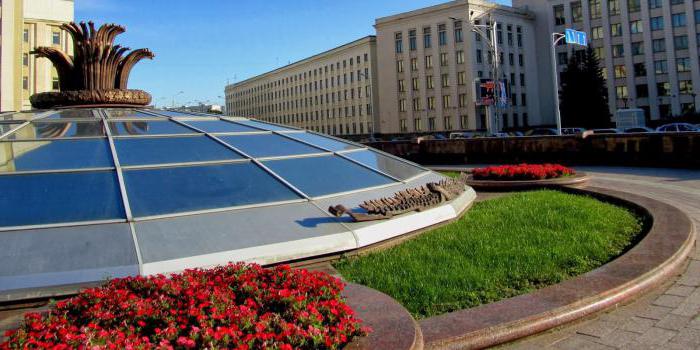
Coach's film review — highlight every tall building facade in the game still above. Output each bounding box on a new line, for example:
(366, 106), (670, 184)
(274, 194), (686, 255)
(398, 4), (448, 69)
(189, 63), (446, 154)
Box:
(375, 0), (547, 134)
(515, 0), (700, 120)
(0, 0), (74, 112)
(225, 36), (379, 137)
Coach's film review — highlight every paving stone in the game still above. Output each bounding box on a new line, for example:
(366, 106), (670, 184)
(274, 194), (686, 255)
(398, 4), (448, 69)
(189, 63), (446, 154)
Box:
(553, 334), (616, 350)
(677, 261), (700, 287)
(671, 302), (700, 317)
(655, 314), (693, 331)
(653, 294), (687, 308)
(635, 327), (678, 345)
(665, 285), (696, 297)
(670, 327), (700, 348)
(620, 316), (656, 334)
(594, 329), (642, 348)
(576, 320), (619, 338)
(687, 316), (700, 330)
(685, 288), (700, 305)
(636, 305), (674, 320)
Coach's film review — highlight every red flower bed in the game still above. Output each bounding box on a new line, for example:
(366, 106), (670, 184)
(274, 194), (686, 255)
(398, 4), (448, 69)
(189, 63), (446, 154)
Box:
(1, 263), (367, 350)
(471, 163), (575, 181)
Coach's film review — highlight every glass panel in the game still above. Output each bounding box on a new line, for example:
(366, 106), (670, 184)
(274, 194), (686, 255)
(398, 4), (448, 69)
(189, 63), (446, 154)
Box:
(0, 171), (125, 227)
(234, 120), (297, 131)
(115, 136), (243, 166)
(0, 112), (38, 122)
(0, 122), (24, 136)
(0, 139), (113, 172)
(284, 132), (360, 152)
(342, 150), (426, 180)
(124, 163), (301, 217)
(152, 110), (199, 117)
(108, 120), (197, 136)
(9, 121), (104, 140)
(263, 155), (395, 197)
(43, 109), (97, 119)
(183, 120), (260, 133)
(106, 109), (161, 119)
(219, 134), (324, 158)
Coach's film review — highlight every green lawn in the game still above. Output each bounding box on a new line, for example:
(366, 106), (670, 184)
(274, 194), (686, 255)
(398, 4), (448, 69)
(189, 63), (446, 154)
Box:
(333, 190), (642, 318)
(441, 171), (462, 178)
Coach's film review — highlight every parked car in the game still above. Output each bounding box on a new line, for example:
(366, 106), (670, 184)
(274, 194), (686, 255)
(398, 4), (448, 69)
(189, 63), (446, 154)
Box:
(561, 127), (586, 135)
(624, 127), (655, 133)
(590, 128), (622, 134)
(433, 133), (447, 140)
(656, 123), (699, 132)
(526, 128), (558, 136)
(508, 131), (525, 137)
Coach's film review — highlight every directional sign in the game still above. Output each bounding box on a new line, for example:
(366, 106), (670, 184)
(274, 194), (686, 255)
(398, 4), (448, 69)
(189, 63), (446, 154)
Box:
(565, 29), (577, 44)
(576, 31), (587, 46)
(564, 28), (587, 46)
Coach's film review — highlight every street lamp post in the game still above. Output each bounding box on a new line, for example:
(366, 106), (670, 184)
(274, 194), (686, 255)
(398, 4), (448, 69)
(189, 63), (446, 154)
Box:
(467, 13), (499, 135)
(171, 91), (184, 108)
(550, 33), (566, 135)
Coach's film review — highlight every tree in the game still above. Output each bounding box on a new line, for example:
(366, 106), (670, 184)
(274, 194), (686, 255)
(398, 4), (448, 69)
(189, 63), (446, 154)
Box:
(559, 47), (611, 128)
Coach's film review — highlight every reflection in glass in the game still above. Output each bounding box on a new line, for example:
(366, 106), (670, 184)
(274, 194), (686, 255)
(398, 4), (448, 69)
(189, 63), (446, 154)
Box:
(263, 155), (395, 197)
(8, 122), (105, 139)
(343, 150), (426, 180)
(219, 134), (324, 158)
(124, 163), (301, 217)
(106, 109), (158, 119)
(109, 121), (197, 136)
(0, 112), (37, 122)
(152, 110), (198, 117)
(234, 120), (297, 131)
(284, 132), (360, 152)
(43, 110), (97, 119)
(115, 136), (243, 166)
(0, 123), (24, 136)
(182, 120), (260, 133)
(0, 171), (125, 227)
(0, 139), (113, 173)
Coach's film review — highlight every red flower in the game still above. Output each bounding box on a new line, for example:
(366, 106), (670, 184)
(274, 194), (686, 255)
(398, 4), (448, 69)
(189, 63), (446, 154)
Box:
(472, 163), (575, 181)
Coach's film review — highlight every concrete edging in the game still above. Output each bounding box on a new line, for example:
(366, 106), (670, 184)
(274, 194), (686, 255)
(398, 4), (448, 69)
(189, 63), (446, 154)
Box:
(463, 173), (591, 191)
(417, 186), (695, 349)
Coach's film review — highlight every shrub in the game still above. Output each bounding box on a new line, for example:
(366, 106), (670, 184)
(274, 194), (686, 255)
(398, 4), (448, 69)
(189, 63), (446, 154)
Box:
(472, 163), (575, 181)
(1, 263), (367, 350)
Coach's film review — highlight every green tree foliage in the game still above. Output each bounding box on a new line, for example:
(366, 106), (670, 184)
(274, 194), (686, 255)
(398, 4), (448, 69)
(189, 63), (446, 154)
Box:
(559, 47), (611, 128)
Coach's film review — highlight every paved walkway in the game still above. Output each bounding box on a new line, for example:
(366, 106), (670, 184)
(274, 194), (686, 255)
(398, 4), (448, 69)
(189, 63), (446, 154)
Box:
(498, 166), (700, 350)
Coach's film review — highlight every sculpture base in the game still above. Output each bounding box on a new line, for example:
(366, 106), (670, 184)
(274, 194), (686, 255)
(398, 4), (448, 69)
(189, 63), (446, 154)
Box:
(30, 89), (152, 109)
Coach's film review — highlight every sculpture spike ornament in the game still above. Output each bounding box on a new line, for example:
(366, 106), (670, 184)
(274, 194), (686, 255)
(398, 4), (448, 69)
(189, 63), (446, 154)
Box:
(29, 21), (154, 109)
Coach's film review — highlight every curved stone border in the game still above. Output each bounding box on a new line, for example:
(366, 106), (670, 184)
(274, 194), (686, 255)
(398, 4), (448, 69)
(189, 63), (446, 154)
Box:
(463, 172), (590, 191)
(418, 186), (695, 349)
(343, 283), (423, 350)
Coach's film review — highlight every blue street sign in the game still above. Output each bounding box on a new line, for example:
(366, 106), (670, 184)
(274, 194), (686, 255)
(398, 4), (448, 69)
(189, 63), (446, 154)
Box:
(576, 31), (587, 46)
(565, 29), (577, 44)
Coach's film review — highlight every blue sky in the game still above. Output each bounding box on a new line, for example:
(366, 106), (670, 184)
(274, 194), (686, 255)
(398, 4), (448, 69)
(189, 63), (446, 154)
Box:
(76, 0), (507, 107)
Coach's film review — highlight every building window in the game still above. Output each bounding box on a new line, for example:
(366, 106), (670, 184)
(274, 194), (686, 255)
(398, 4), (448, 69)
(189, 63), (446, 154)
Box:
(409, 29), (417, 51)
(440, 52), (448, 66)
(670, 0), (684, 4)
(507, 32), (513, 46)
(52, 77), (59, 90)
(414, 118), (422, 131)
(610, 23), (622, 37)
(460, 115), (469, 129)
(612, 44), (624, 57)
(636, 84), (649, 98)
(589, 0), (602, 19)
(457, 71), (466, 85)
(395, 32), (403, 53)
(521, 94), (527, 106)
(648, 0), (662, 8)
(591, 26), (603, 39)
(411, 58), (418, 71)
(426, 75), (434, 89)
(631, 42), (644, 55)
(553, 5), (566, 25)
(398, 79), (405, 92)
(627, 0), (641, 12)
(397, 60), (404, 72)
(509, 53), (514, 65)
(571, 1), (583, 22)
(23, 53), (29, 66)
(654, 60), (668, 74)
(650, 17), (664, 31)
(674, 35), (688, 50)
(399, 99), (406, 112)
(476, 49), (483, 64)
(413, 98), (421, 111)
(657, 82), (670, 96)
(520, 73), (525, 86)
(438, 24), (447, 46)
(633, 62), (647, 77)
(517, 32), (523, 47)
(444, 116), (452, 130)
(614, 65), (627, 78)
(412, 77), (419, 91)
(518, 54), (523, 66)
(428, 117), (436, 131)
(425, 55), (433, 68)
(456, 50), (464, 64)
(454, 21), (463, 43)
(652, 39), (665, 53)
(630, 20), (643, 34)
(22, 76), (28, 90)
(671, 13), (686, 27)
(400, 119), (407, 132)
(696, 10), (700, 23)
(458, 93), (467, 107)
(423, 27), (432, 48)
(616, 86), (628, 99)
(677, 57), (691, 72)
(23, 29), (29, 42)
(427, 96), (435, 110)
(442, 95), (451, 108)
(441, 74), (449, 87)
(679, 80), (693, 94)
(608, 0), (620, 15)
